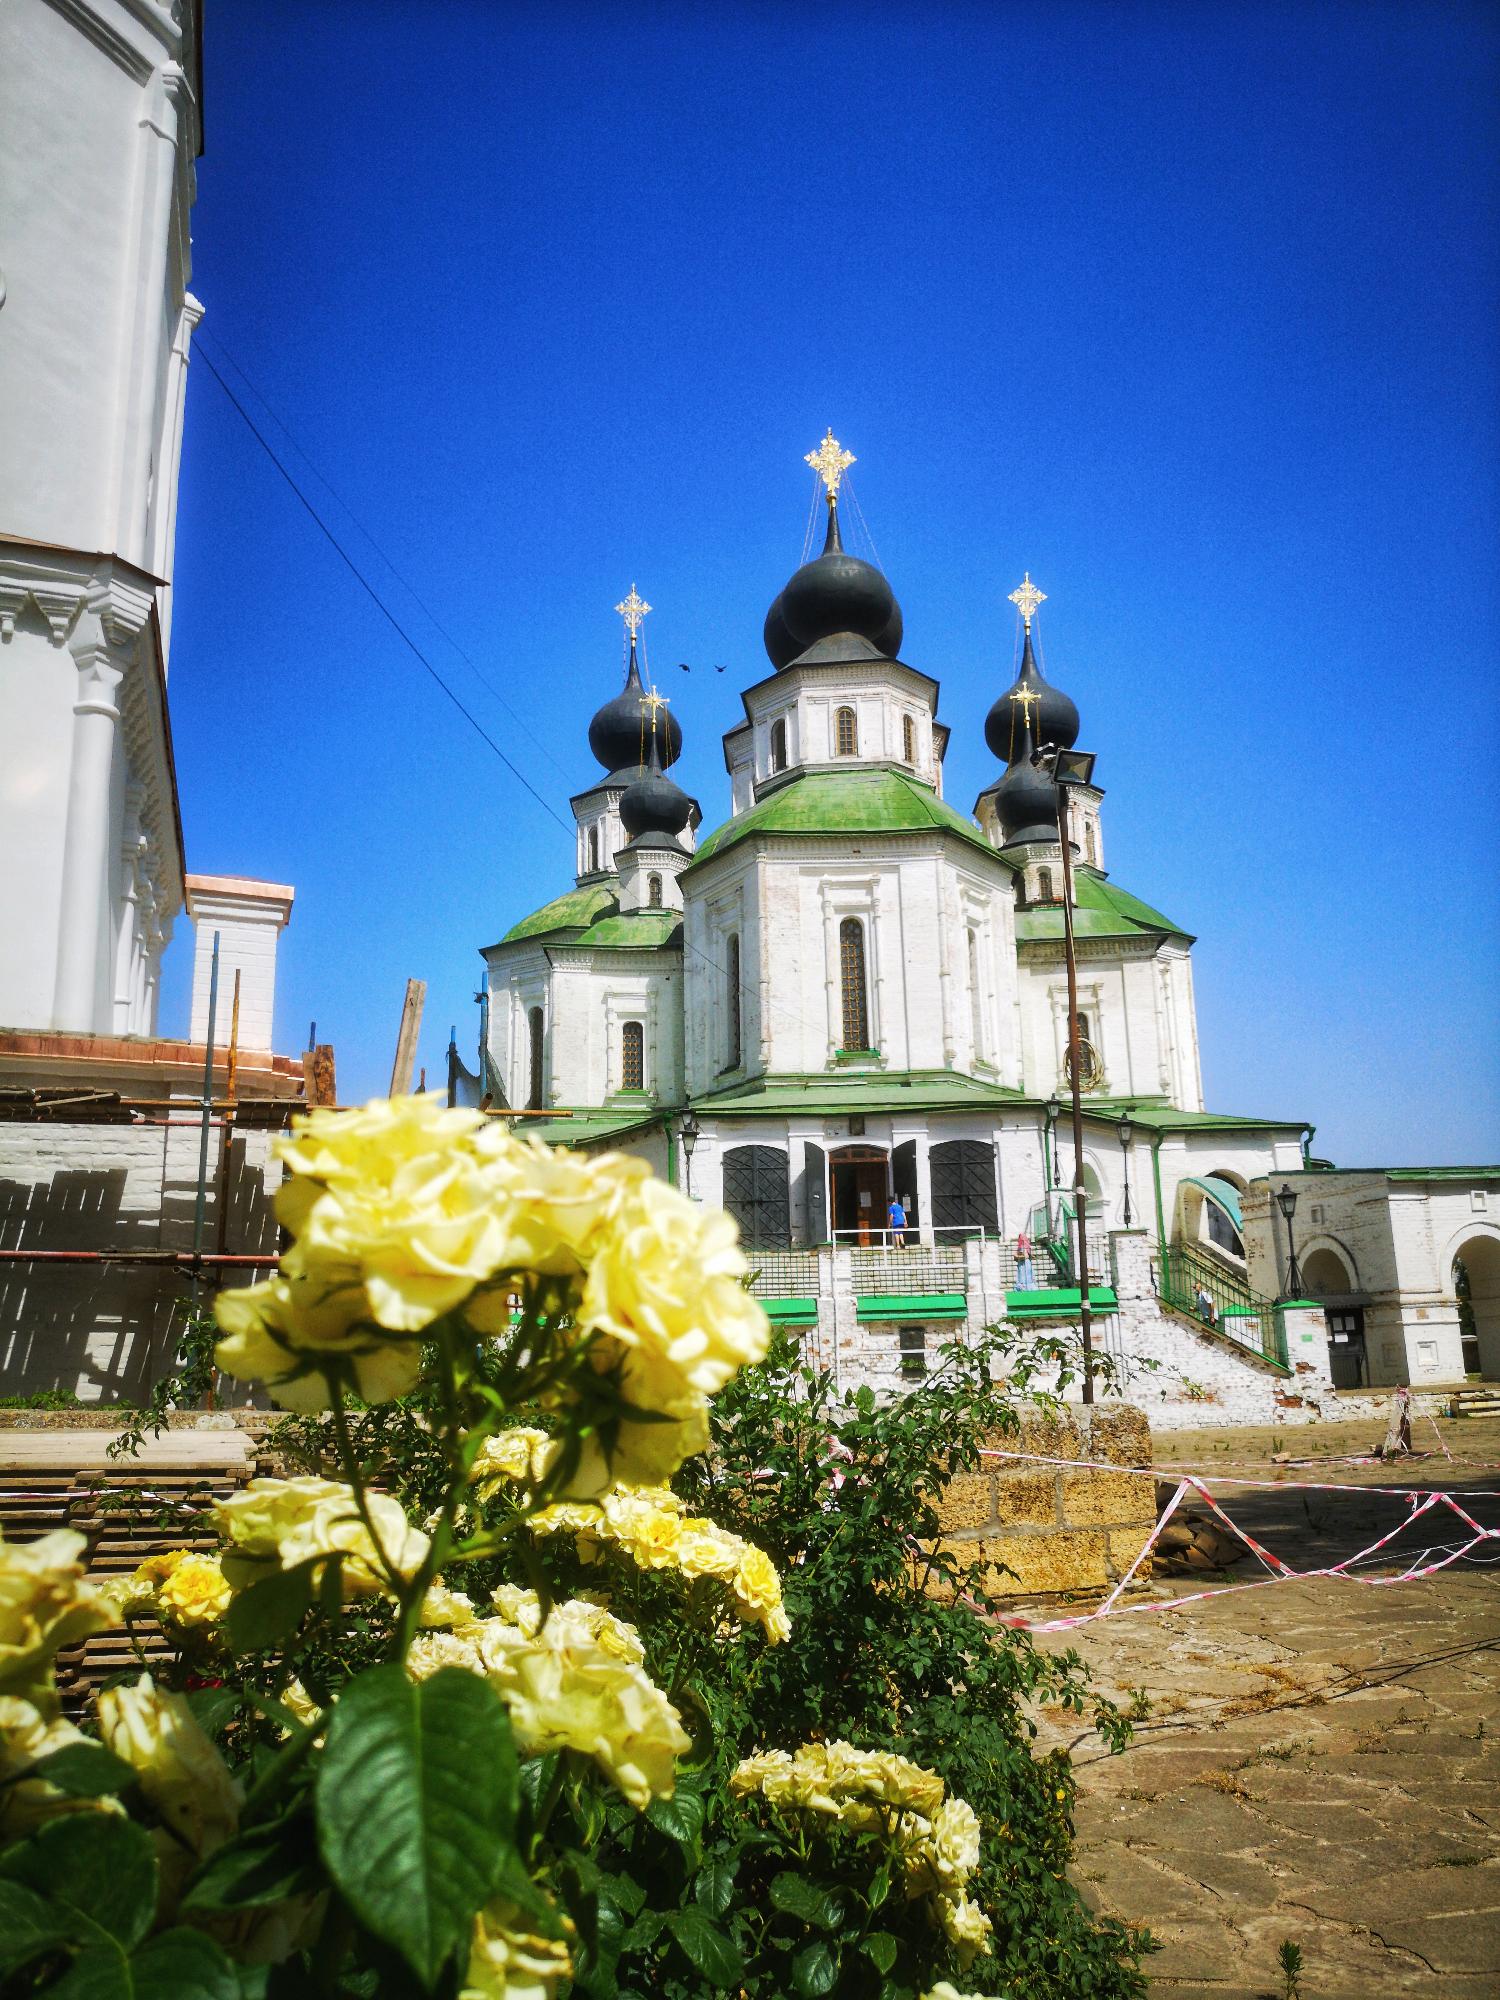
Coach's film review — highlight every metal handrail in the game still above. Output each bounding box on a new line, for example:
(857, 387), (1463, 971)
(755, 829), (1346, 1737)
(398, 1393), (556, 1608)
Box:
(1155, 1242), (1289, 1370)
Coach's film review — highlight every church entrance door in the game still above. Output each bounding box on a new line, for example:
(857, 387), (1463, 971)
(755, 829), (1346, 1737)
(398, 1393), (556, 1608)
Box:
(830, 1146), (890, 1245)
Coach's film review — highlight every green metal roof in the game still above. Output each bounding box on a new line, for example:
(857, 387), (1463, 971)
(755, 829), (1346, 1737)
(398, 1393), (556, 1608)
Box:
(1015, 870), (1192, 944)
(689, 769), (1012, 870)
(572, 911), (681, 950)
(497, 882), (615, 944)
(1277, 1165), (1500, 1182)
(693, 1070), (1027, 1119)
(1086, 1097), (1310, 1134)
(516, 1106), (667, 1147)
(495, 885), (680, 953)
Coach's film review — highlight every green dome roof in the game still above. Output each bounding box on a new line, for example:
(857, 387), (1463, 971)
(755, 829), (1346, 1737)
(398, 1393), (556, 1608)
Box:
(690, 769), (1011, 869)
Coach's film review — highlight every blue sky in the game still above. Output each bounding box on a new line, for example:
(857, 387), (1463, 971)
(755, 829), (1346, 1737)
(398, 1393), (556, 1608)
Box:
(163, 0), (1499, 1165)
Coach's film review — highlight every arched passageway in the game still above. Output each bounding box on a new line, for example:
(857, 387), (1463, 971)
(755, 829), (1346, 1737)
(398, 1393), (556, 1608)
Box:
(1453, 1235), (1500, 1379)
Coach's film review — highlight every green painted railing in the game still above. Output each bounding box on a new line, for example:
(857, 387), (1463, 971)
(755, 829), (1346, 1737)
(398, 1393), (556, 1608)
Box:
(1155, 1243), (1290, 1373)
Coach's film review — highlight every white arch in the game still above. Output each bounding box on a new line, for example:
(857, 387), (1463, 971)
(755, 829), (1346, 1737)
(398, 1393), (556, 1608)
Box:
(1298, 1232), (1361, 1292)
(1439, 1220), (1500, 1296)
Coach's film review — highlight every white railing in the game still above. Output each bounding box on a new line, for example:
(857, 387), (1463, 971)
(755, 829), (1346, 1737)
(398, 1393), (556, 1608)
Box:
(746, 1248), (821, 1297)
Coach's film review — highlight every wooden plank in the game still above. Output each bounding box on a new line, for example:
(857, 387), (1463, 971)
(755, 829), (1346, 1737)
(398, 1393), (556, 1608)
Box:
(301, 1043), (337, 1106)
(389, 979), (427, 1096)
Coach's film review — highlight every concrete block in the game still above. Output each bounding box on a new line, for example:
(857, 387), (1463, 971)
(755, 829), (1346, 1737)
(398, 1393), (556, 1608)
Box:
(1062, 1468), (1155, 1526)
(981, 1528), (1111, 1595)
(1106, 1525), (1156, 1580)
(992, 1469), (1060, 1526)
(932, 1471), (996, 1532)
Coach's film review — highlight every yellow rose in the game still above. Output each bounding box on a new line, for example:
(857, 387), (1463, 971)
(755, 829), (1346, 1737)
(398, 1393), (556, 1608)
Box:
(462, 1894), (574, 2000)
(0, 1695), (115, 1836)
(934, 1891), (992, 1967)
(730, 1546), (791, 1644)
(155, 1552), (233, 1629)
(578, 1183), (770, 1416)
(418, 1583), (482, 1630)
(97, 1674), (241, 1855)
(900, 1796), (982, 1898)
(411, 1598), (685, 1810)
(212, 1477), (428, 1597)
(922, 1986), (989, 2000)
(214, 1273), (423, 1411)
(732, 1740), (946, 1821)
(0, 1527), (112, 1695)
(469, 1427), (559, 1497)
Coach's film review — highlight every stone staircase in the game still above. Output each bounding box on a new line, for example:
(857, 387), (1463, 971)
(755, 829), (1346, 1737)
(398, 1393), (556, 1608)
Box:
(0, 1428), (254, 1703)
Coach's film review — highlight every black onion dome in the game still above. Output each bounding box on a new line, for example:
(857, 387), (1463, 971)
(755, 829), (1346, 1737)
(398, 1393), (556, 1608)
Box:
(588, 635), (684, 776)
(991, 714), (1062, 849)
(763, 501), (903, 668)
(619, 729), (693, 841)
(984, 623), (1080, 765)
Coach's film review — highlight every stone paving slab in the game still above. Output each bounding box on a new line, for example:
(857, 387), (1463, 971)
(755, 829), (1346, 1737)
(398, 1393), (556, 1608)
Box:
(1026, 1415), (1500, 1998)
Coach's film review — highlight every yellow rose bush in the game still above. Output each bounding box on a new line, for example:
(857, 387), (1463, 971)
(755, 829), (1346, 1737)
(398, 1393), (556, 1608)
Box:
(1, 1098), (1141, 1998)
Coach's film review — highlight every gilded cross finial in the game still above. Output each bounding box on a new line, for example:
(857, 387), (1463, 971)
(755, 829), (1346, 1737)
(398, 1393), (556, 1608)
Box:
(1009, 682), (1040, 727)
(805, 428), (856, 501)
(614, 585), (652, 637)
(1008, 572), (1046, 629)
(643, 685), (670, 727)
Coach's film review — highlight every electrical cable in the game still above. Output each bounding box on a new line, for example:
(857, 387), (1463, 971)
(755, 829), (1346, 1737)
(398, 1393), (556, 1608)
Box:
(194, 346), (571, 834)
(196, 331), (573, 785)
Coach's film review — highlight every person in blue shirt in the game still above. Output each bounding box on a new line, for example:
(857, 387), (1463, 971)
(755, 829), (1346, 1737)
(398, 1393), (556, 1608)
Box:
(888, 1195), (908, 1247)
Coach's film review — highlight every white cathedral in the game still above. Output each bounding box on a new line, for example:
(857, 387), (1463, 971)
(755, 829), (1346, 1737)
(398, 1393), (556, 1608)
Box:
(476, 436), (1330, 1407)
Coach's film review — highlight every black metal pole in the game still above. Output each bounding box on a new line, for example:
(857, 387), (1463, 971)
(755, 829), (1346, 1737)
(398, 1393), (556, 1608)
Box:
(1055, 786), (1095, 1403)
(1285, 1209), (1303, 1300)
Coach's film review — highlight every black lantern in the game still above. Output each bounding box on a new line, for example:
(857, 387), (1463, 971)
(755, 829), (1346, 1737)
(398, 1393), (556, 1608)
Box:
(679, 1109), (701, 1196)
(1276, 1182), (1303, 1300)
(1118, 1114), (1134, 1227)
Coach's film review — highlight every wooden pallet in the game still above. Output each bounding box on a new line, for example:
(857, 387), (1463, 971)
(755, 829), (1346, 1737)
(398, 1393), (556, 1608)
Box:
(2, 1461), (253, 1702)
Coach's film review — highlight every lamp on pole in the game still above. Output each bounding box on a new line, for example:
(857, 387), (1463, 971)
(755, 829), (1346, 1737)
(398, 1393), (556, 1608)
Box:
(679, 1109), (701, 1199)
(1276, 1182), (1304, 1301)
(1043, 1092), (1061, 1203)
(1033, 740), (1099, 1403)
(1118, 1113), (1134, 1228)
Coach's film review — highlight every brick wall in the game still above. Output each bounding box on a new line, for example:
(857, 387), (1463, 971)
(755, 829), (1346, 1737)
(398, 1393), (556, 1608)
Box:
(932, 1403), (1155, 1597)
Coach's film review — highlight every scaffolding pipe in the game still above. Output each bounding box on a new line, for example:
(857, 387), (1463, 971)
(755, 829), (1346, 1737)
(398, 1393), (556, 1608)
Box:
(0, 1251), (279, 1266)
(190, 934), (220, 1310)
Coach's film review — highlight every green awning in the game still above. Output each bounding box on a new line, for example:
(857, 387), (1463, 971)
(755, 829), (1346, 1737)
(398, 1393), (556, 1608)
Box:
(762, 1297), (819, 1327)
(855, 1293), (968, 1323)
(1183, 1176), (1244, 1231)
(1005, 1286), (1118, 1320)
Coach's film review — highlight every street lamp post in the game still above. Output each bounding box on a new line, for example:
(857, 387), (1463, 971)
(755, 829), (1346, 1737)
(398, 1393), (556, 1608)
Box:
(1044, 1093), (1061, 1207)
(679, 1110), (701, 1199)
(1118, 1114), (1134, 1228)
(1276, 1182), (1304, 1301)
(1034, 741), (1099, 1404)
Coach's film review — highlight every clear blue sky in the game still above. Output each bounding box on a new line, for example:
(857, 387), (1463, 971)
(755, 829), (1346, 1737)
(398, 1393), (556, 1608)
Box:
(163, 0), (1500, 1167)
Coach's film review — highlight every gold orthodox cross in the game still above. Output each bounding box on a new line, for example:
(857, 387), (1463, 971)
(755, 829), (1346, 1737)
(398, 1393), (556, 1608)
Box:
(805, 428), (856, 500)
(1009, 682), (1040, 728)
(1008, 573), (1046, 628)
(614, 585), (652, 636)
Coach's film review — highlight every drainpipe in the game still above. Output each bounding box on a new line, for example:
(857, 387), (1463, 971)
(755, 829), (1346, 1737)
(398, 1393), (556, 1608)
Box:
(1151, 1135), (1168, 1263)
(664, 1113), (679, 1189)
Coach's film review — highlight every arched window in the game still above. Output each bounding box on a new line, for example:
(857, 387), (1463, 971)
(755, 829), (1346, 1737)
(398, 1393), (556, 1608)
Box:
(527, 1007), (544, 1110)
(725, 933), (742, 1069)
(587, 827), (599, 873)
(835, 706), (858, 757)
(838, 918), (870, 1051)
(1084, 821), (1098, 866)
(967, 927), (984, 1058)
(770, 717), (787, 773)
(647, 873), (663, 907)
(621, 1020), (644, 1091)
(902, 713), (916, 764)
(1037, 865), (1054, 902)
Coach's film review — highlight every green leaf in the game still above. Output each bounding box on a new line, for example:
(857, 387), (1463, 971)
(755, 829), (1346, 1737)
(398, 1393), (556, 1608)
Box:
(225, 1560), (318, 1652)
(861, 1930), (898, 1974)
(792, 1938), (840, 1996)
(768, 1871), (842, 1930)
(3, 1812), (157, 1951)
(693, 1853), (738, 1918)
(644, 1786), (704, 1849)
(129, 1929), (243, 1998)
(185, 1687), (242, 1739)
(0, 1878), (70, 1974)
(316, 1663), (517, 1990)
(25, 1743), (138, 1797)
(182, 1813), (320, 1912)
(664, 1907), (743, 1986)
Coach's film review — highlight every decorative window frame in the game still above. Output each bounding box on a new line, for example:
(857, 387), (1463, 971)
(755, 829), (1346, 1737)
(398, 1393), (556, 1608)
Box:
(1048, 977), (1107, 1092)
(819, 875), (882, 1060)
